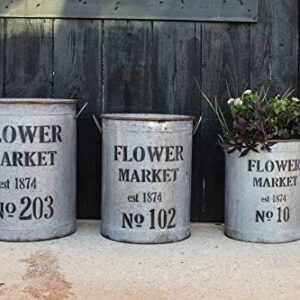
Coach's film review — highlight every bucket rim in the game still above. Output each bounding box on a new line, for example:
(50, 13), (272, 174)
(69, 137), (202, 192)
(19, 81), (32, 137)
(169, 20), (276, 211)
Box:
(267, 139), (300, 143)
(224, 139), (300, 156)
(0, 98), (78, 105)
(100, 113), (195, 122)
(223, 139), (300, 150)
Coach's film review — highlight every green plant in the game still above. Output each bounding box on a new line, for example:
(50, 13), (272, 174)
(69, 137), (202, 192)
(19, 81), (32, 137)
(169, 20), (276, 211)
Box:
(199, 87), (300, 156)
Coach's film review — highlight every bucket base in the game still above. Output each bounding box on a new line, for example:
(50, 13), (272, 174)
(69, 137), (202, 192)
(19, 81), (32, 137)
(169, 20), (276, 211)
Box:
(101, 224), (190, 244)
(0, 221), (77, 242)
(225, 227), (300, 244)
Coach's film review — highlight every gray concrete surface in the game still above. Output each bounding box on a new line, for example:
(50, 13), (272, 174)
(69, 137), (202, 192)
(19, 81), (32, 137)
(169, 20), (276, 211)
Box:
(0, 221), (299, 300)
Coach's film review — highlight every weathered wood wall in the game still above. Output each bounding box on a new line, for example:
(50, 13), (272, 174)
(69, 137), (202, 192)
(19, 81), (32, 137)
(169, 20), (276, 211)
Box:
(0, 0), (258, 22)
(0, 0), (298, 221)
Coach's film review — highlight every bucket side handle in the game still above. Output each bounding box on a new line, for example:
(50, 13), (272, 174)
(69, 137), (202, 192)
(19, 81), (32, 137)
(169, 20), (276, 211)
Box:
(93, 115), (103, 135)
(193, 116), (202, 135)
(75, 102), (88, 119)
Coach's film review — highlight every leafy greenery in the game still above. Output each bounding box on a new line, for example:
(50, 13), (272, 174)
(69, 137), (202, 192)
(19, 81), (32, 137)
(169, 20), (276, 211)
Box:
(200, 87), (300, 156)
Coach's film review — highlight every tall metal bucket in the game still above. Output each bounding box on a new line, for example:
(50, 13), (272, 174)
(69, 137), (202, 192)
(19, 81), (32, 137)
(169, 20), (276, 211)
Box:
(0, 99), (77, 241)
(225, 141), (300, 243)
(98, 114), (197, 244)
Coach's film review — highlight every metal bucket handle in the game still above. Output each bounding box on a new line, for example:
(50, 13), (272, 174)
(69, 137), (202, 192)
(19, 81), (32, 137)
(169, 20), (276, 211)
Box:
(93, 114), (202, 136)
(193, 116), (202, 135)
(75, 102), (88, 119)
(93, 115), (103, 135)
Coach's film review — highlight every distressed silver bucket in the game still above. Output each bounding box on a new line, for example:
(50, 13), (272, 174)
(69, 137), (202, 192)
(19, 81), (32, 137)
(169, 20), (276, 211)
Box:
(225, 140), (300, 243)
(95, 114), (200, 244)
(0, 99), (78, 241)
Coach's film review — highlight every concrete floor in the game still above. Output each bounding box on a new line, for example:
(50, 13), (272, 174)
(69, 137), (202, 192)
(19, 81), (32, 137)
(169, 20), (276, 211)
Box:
(0, 221), (299, 300)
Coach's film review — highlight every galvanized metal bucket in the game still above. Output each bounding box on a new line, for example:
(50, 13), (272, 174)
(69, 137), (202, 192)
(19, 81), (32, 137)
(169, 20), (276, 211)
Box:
(225, 141), (300, 243)
(95, 114), (200, 244)
(0, 99), (78, 241)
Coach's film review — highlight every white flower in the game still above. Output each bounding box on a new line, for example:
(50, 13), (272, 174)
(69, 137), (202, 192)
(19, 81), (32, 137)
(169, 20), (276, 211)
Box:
(234, 98), (243, 106)
(243, 89), (252, 95)
(275, 94), (280, 99)
(227, 98), (235, 105)
(292, 97), (300, 102)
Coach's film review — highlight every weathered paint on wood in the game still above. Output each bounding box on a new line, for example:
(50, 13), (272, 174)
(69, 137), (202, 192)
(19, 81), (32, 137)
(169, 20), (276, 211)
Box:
(201, 23), (251, 221)
(152, 22), (201, 115)
(0, 0), (258, 22)
(103, 20), (152, 114)
(151, 22), (202, 220)
(5, 19), (52, 97)
(0, 0), (298, 221)
(250, 0), (299, 95)
(191, 24), (202, 222)
(53, 20), (102, 218)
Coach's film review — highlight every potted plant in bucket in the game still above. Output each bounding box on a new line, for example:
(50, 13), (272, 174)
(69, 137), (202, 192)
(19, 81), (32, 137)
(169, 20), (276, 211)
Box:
(202, 88), (300, 243)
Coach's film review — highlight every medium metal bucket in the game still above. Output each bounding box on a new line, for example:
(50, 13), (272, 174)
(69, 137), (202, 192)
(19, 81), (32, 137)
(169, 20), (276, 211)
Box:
(0, 99), (78, 241)
(97, 114), (198, 244)
(225, 141), (300, 243)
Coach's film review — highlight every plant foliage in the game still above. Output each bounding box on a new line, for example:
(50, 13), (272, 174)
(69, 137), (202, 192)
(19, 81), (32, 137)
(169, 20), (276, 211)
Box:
(200, 87), (300, 156)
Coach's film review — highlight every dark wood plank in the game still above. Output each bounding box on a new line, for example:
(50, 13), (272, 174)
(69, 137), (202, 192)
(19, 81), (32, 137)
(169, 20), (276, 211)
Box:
(201, 23), (251, 221)
(151, 21), (202, 220)
(5, 19), (52, 97)
(250, 0), (298, 95)
(151, 22), (201, 115)
(103, 20), (152, 113)
(0, 19), (4, 97)
(190, 24), (202, 222)
(54, 20), (102, 219)
(0, 0), (258, 22)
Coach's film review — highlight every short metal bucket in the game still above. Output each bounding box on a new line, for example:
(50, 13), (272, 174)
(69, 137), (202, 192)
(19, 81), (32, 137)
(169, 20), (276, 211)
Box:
(225, 141), (300, 243)
(0, 99), (77, 241)
(97, 114), (198, 244)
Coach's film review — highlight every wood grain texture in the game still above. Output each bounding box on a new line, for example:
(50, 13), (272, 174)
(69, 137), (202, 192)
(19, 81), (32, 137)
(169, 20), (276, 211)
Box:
(0, 19), (4, 97)
(5, 19), (52, 97)
(151, 21), (202, 220)
(250, 0), (298, 95)
(0, 0), (258, 22)
(200, 23), (250, 221)
(53, 20), (102, 218)
(151, 22), (201, 115)
(190, 24), (202, 222)
(103, 20), (152, 113)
